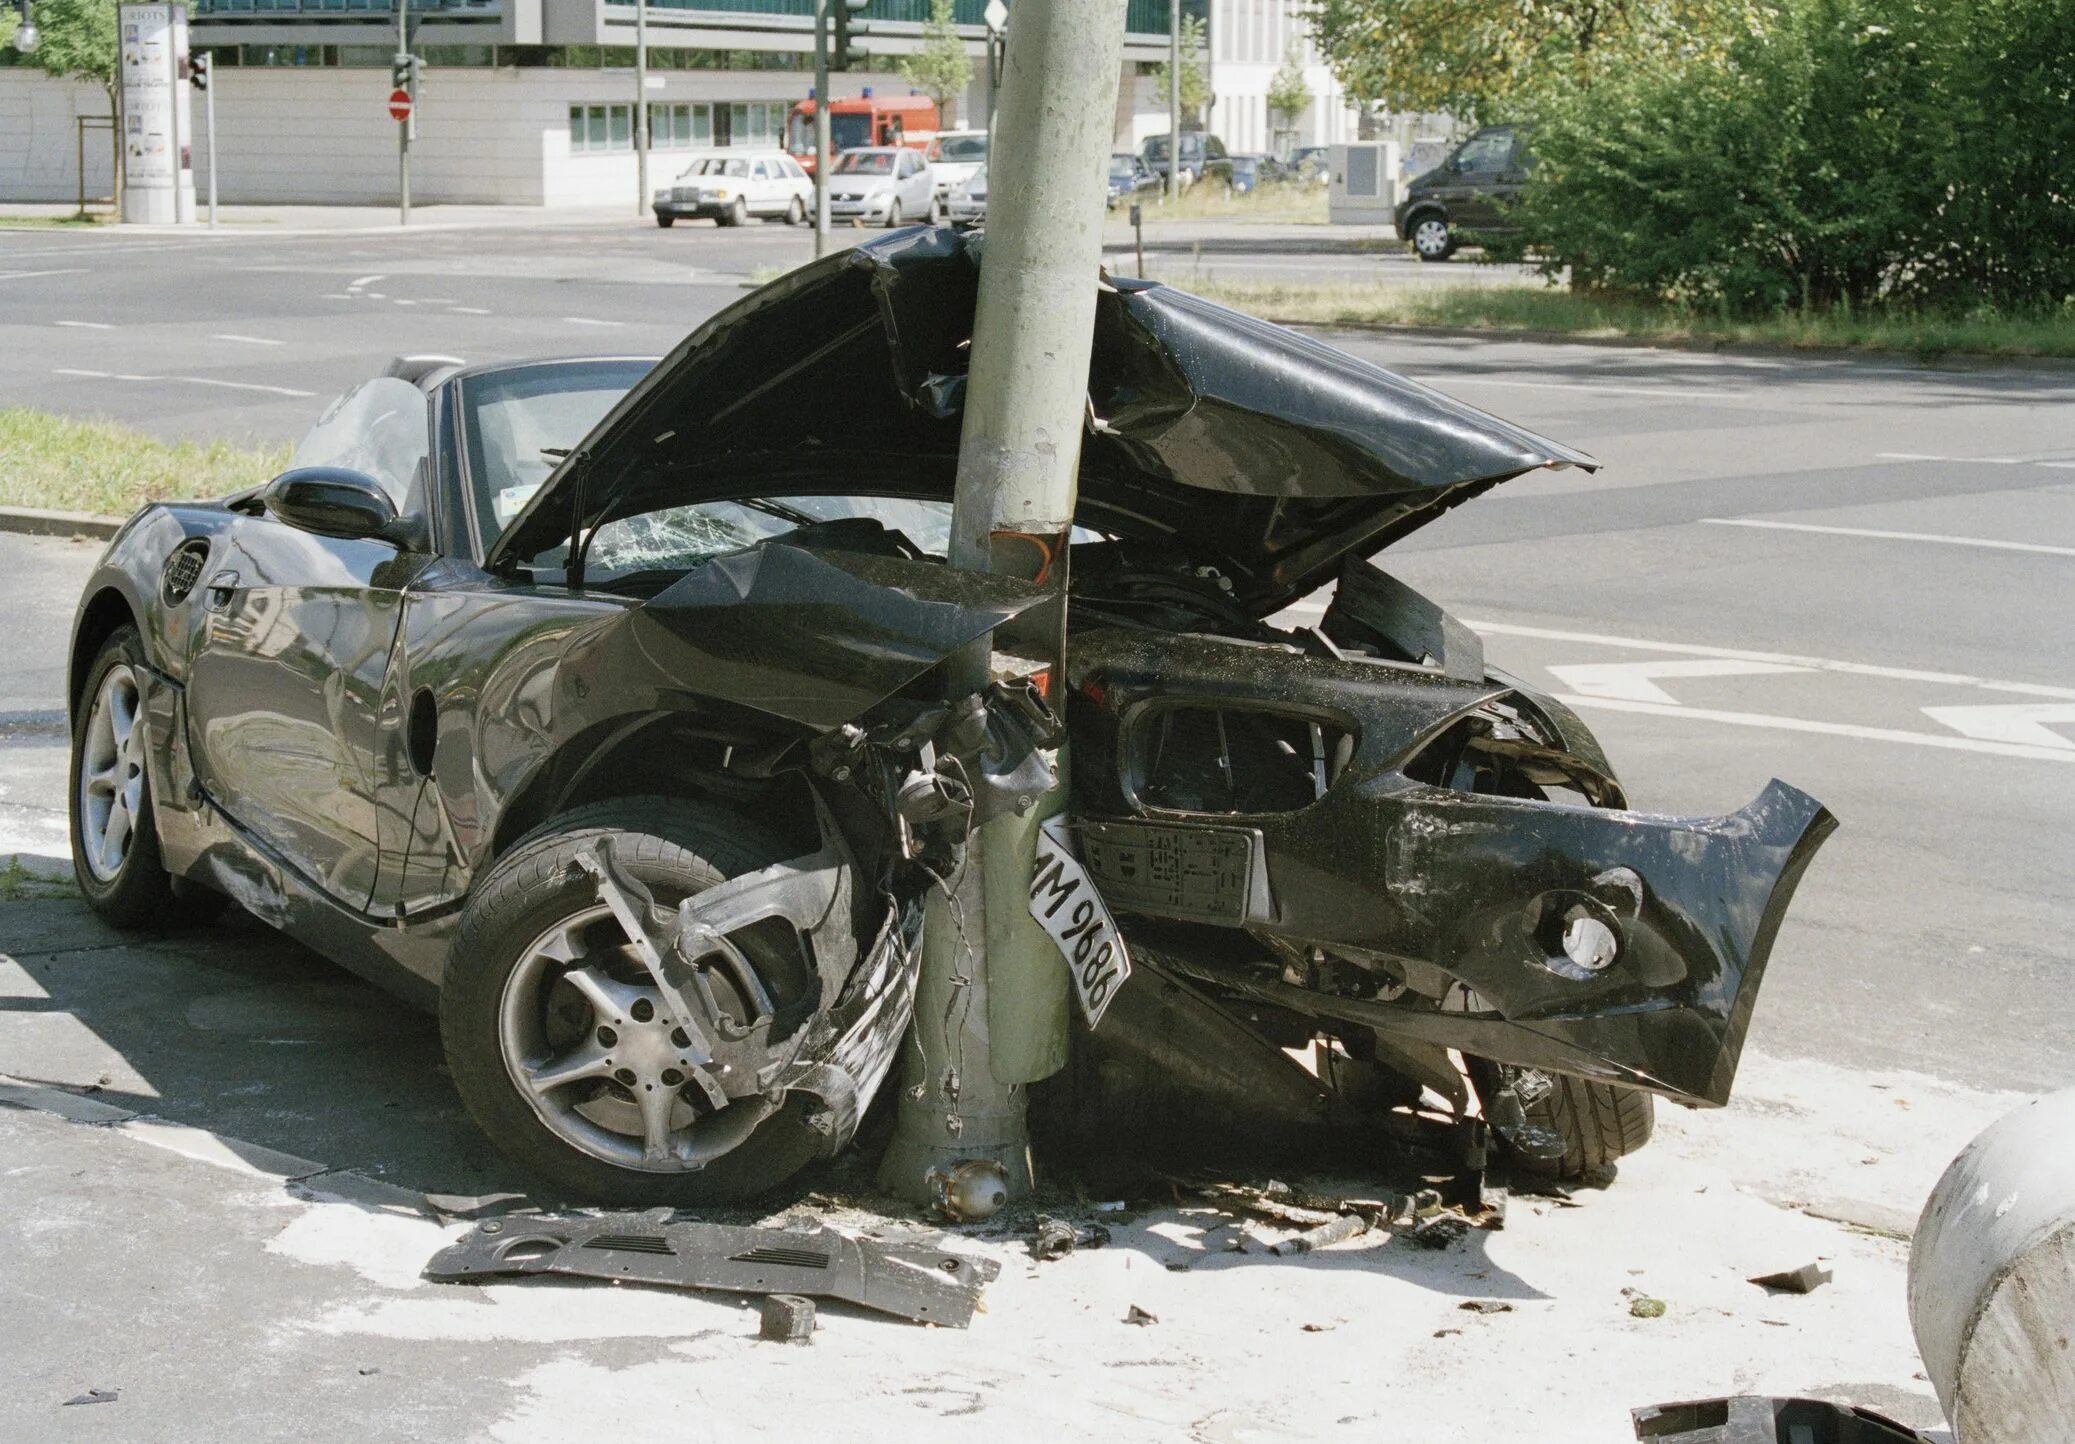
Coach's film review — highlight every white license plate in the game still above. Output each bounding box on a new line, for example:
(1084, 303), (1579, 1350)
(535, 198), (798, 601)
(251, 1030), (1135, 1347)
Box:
(1029, 817), (1131, 1027)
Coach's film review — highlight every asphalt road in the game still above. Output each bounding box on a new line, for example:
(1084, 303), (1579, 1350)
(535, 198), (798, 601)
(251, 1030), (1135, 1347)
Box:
(2, 218), (2070, 1442)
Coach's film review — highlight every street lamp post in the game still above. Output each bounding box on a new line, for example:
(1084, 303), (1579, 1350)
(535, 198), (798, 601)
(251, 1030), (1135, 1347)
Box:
(7, 0), (39, 54)
(634, 0), (649, 218)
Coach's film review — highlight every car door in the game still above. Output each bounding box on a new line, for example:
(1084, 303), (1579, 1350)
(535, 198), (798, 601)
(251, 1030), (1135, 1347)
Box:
(1442, 127), (1515, 229)
(749, 158), (778, 214)
(183, 377), (434, 909)
(898, 149), (929, 215)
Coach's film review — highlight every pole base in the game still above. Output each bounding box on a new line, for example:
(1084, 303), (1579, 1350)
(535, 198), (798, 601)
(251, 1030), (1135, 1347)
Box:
(875, 1088), (1035, 1209)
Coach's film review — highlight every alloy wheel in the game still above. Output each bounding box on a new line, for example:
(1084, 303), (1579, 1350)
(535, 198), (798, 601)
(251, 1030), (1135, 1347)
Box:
(498, 904), (766, 1172)
(78, 663), (146, 883)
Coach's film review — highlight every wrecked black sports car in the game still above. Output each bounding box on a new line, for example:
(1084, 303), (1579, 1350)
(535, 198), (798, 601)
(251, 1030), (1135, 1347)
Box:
(67, 228), (1833, 1202)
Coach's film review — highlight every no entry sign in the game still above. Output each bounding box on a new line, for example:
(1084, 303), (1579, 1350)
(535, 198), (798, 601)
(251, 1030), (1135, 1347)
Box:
(388, 88), (412, 122)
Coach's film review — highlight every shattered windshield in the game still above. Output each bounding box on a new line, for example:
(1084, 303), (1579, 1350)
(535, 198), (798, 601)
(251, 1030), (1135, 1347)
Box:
(583, 495), (957, 584)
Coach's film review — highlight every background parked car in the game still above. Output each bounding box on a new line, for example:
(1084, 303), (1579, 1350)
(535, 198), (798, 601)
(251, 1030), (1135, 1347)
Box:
(945, 165), (988, 226)
(653, 150), (812, 228)
(1106, 152), (1158, 208)
(828, 146), (940, 227)
(1225, 153), (1292, 195)
(1140, 131), (1231, 189)
(926, 129), (988, 201)
(1289, 146), (1331, 185)
(1393, 123), (1532, 261)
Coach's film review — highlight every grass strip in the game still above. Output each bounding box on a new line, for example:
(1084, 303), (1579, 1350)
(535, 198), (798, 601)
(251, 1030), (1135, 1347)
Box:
(0, 408), (289, 517)
(1172, 280), (2075, 359)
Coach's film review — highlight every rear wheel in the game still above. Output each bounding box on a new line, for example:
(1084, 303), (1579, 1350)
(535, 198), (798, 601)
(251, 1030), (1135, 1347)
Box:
(440, 797), (825, 1205)
(70, 625), (222, 929)
(655, 214), (675, 228)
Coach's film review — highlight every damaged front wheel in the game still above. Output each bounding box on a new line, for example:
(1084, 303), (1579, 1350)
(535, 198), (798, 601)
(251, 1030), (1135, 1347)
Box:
(441, 797), (826, 1205)
(1469, 1059), (1654, 1181)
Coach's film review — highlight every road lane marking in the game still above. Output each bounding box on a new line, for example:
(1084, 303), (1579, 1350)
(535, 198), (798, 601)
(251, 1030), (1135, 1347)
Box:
(0, 268), (89, 281)
(562, 316), (626, 327)
(1468, 620), (2075, 702)
(1556, 695), (2075, 764)
(49, 366), (313, 398)
(1700, 517), (2075, 558)
(1548, 658), (1812, 704)
(1876, 451), (2042, 466)
(54, 320), (114, 330)
(212, 333), (284, 346)
(1921, 703), (2075, 750)
(452, 307), (491, 315)
(1436, 376), (1721, 400)
(346, 274), (385, 290)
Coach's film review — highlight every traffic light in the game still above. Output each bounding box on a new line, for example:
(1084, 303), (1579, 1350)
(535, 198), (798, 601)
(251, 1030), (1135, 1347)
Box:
(831, 0), (869, 71)
(189, 50), (210, 91)
(392, 52), (417, 91)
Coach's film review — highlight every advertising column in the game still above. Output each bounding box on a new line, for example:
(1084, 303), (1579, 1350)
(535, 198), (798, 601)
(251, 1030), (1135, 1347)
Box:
(119, 4), (197, 224)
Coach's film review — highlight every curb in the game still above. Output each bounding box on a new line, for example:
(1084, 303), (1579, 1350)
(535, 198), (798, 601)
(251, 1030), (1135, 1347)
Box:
(0, 506), (122, 541)
(1257, 318), (2075, 371)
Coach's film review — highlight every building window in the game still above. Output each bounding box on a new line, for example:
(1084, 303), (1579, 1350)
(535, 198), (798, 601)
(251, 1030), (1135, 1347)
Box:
(648, 103), (714, 148)
(570, 103), (631, 152)
(726, 101), (783, 147)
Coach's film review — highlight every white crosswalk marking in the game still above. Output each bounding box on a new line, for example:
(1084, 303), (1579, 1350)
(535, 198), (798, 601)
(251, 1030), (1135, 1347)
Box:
(1921, 702), (2075, 750)
(1546, 658), (1812, 705)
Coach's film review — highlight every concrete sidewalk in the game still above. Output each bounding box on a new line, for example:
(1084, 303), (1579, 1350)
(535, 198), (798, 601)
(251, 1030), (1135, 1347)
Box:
(0, 201), (646, 236)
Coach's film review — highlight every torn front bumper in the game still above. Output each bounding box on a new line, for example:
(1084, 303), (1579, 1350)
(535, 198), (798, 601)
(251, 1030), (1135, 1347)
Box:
(1066, 627), (1837, 1109)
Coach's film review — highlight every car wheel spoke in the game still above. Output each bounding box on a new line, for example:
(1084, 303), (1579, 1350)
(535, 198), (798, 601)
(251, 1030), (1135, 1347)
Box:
(83, 761), (120, 798)
(99, 797), (131, 871)
(636, 1076), (678, 1161)
(560, 964), (642, 1026)
(523, 1039), (614, 1098)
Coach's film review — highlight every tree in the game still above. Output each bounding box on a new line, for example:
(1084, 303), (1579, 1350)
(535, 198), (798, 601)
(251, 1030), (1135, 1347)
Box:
(1304, 0), (1753, 126)
(1266, 43), (1313, 131)
(1147, 13), (1211, 124)
(8, 0), (118, 107)
(897, 0), (973, 124)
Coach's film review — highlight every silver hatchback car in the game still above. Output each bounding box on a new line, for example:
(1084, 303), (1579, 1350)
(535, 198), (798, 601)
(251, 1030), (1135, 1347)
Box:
(827, 147), (940, 227)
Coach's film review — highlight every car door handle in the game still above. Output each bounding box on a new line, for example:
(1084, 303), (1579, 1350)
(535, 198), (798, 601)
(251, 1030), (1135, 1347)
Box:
(205, 569), (240, 611)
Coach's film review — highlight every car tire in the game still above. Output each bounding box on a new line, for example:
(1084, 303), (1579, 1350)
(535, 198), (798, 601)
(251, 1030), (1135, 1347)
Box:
(1472, 1062), (1655, 1180)
(1409, 212), (1456, 262)
(69, 624), (222, 929)
(927, 194), (944, 225)
(785, 196), (806, 225)
(655, 214), (674, 228)
(884, 199), (902, 229)
(440, 796), (827, 1206)
(727, 198), (749, 228)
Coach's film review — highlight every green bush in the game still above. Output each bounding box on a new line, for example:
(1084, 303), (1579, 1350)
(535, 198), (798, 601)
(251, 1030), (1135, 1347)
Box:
(1516, 0), (2075, 314)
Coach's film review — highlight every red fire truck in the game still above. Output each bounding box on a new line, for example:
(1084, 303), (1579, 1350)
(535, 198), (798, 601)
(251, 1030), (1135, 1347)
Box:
(786, 91), (940, 174)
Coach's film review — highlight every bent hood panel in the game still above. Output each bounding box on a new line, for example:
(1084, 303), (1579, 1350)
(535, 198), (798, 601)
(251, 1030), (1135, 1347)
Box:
(606, 541), (1050, 732)
(490, 227), (1595, 612)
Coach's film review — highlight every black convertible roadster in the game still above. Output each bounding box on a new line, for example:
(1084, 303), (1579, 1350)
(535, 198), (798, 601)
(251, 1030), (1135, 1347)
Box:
(67, 228), (1833, 1202)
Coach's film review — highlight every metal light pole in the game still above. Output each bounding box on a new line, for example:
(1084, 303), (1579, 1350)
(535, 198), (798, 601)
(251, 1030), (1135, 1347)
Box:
(812, 0), (831, 257)
(877, 0), (1128, 1208)
(396, 0), (410, 226)
(202, 56), (217, 227)
(633, 0), (648, 217)
(1166, 0), (1180, 200)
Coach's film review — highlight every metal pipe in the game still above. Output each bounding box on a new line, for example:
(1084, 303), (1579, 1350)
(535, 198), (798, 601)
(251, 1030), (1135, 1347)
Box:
(877, 0), (1128, 1207)
(634, 0), (648, 217)
(812, 0), (831, 258)
(1166, 0), (1179, 201)
(397, 0), (409, 226)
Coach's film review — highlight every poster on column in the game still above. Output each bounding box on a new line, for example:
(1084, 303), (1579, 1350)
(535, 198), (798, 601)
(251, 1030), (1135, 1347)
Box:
(119, 3), (196, 223)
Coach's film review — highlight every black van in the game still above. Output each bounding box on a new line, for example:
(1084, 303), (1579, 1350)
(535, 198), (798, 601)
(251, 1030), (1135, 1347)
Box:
(1393, 124), (1530, 261)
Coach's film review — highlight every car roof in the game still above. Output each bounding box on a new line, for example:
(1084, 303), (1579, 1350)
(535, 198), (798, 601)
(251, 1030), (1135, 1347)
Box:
(841, 146), (904, 156)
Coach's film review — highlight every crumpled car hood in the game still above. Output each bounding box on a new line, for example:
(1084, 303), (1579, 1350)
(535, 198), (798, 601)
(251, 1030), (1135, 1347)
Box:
(489, 226), (1597, 614)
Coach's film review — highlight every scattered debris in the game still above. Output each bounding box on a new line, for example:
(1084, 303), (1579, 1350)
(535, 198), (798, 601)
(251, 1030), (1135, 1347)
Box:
(1030, 1215), (1112, 1261)
(424, 1211), (1000, 1327)
(1124, 1305), (1159, 1326)
(1458, 1299), (1514, 1314)
(1410, 1215), (1470, 1250)
(1301, 1321), (1338, 1333)
(1749, 1262), (1833, 1294)
(1270, 1212), (1372, 1256)
(1629, 1296), (1668, 1319)
(63, 1389), (119, 1406)
(1093, 1200), (1127, 1213)
(926, 1158), (1010, 1222)
(1631, 1394), (1934, 1441)
(357, 1367), (381, 1377)
(759, 1294), (816, 1344)
(1432, 1328), (1461, 1338)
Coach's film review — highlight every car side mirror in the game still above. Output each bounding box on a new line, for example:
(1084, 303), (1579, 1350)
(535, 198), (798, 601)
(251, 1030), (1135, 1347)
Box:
(262, 467), (404, 544)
